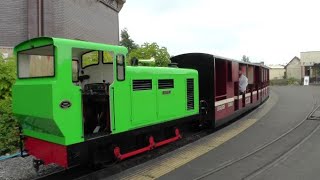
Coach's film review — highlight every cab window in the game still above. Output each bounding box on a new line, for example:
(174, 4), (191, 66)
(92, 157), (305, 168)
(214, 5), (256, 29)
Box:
(18, 45), (54, 78)
(82, 51), (98, 68)
(116, 54), (125, 81)
(103, 51), (114, 63)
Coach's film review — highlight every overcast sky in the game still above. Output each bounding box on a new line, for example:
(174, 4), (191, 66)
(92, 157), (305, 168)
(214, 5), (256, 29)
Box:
(119, 0), (320, 65)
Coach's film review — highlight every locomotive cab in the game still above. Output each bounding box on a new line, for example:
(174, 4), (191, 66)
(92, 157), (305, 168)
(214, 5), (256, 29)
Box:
(72, 49), (116, 138)
(13, 37), (127, 163)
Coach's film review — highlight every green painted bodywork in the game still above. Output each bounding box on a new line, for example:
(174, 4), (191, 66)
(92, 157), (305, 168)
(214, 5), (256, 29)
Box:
(113, 66), (199, 133)
(13, 37), (199, 146)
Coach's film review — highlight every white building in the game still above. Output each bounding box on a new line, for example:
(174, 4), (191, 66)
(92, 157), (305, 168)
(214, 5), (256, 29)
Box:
(285, 56), (301, 80)
(267, 64), (285, 80)
(300, 51), (320, 82)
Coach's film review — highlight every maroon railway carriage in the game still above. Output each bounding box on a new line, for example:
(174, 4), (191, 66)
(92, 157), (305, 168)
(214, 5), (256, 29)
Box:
(171, 53), (269, 128)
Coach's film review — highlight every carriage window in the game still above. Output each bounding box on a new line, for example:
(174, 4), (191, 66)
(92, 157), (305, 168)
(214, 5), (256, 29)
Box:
(18, 45), (54, 78)
(72, 60), (79, 82)
(82, 51), (98, 68)
(103, 51), (114, 63)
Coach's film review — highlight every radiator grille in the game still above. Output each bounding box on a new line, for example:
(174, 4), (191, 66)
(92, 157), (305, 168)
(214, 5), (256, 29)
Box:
(158, 79), (174, 89)
(187, 78), (194, 110)
(132, 80), (152, 91)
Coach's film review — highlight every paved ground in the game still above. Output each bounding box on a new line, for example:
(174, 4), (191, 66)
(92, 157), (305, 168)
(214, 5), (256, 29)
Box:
(107, 86), (320, 180)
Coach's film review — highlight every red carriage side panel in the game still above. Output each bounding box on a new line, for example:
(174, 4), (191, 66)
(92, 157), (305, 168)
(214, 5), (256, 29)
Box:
(215, 58), (235, 121)
(253, 66), (260, 103)
(215, 58), (227, 120)
(247, 65), (254, 105)
(259, 67), (263, 100)
(215, 58), (242, 122)
(239, 64), (248, 108)
(226, 61), (235, 118)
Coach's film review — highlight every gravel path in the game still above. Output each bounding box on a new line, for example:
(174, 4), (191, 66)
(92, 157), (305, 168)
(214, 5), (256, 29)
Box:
(0, 156), (62, 180)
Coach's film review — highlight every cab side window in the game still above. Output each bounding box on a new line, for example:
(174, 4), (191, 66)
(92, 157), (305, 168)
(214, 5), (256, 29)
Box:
(72, 60), (79, 82)
(116, 54), (125, 81)
(103, 51), (114, 63)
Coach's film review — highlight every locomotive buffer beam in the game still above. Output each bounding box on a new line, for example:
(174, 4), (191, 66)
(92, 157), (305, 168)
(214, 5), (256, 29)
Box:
(113, 128), (182, 161)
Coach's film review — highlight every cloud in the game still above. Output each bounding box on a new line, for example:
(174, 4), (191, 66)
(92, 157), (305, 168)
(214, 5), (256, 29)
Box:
(120, 0), (320, 65)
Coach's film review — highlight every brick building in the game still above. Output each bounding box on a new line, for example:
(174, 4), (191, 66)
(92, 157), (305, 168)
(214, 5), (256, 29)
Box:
(0, 0), (125, 55)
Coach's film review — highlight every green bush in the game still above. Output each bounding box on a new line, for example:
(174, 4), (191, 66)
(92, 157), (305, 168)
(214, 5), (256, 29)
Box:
(0, 98), (19, 155)
(0, 55), (19, 155)
(287, 77), (300, 85)
(270, 78), (301, 86)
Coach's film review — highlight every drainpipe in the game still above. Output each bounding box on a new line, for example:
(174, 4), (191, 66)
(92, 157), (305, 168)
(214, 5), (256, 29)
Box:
(38, 0), (44, 36)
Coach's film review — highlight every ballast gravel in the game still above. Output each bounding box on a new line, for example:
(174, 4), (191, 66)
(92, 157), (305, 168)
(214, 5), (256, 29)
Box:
(0, 156), (62, 180)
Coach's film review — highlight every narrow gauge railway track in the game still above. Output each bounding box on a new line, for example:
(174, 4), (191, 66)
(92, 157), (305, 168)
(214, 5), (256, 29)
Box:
(194, 97), (320, 180)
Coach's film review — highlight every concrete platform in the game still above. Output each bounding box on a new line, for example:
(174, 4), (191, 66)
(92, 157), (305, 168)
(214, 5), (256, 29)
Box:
(106, 86), (320, 180)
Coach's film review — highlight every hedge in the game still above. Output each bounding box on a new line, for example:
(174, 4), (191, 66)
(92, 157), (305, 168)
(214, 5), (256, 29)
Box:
(0, 56), (19, 155)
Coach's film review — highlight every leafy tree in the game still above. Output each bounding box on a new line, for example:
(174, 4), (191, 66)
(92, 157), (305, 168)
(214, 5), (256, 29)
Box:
(120, 28), (138, 53)
(241, 55), (250, 63)
(0, 56), (16, 99)
(128, 42), (170, 67)
(0, 54), (19, 155)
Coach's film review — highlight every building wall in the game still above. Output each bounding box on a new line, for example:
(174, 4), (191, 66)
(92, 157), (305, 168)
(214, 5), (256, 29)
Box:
(286, 58), (301, 79)
(0, 0), (28, 47)
(269, 68), (285, 80)
(43, 0), (120, 45)
(300, 51), (320, 66)
(0, 0), (123, 51)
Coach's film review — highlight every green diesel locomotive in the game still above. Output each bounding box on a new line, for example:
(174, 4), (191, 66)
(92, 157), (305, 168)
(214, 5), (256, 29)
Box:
(13, 37), (199, 168)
